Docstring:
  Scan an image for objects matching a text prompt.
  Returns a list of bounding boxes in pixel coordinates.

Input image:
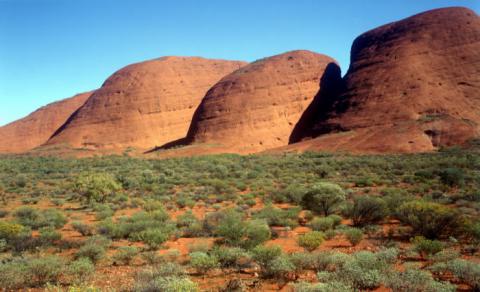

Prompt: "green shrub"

[340,251,384,289]
[466,221,480,242]
[324,229,336,240]
[136,228,170,250]
[14,207,67,229]
[94,205,114,220]
[135,276,198,292]
[301,182,346,216]
[308,217,334,232]
[28,255,65,286]
[113,246,139,265]
[293,281,352,292]
[76,236,110,263]
[382,188,414,216]
[445,259,480,291]
[243,219,271,249]
[252,245,282,270]
[73,172,121,203]
[215,209,245,246]
[68,258,95,284]
[72,221,94,236]
[134,263,197,291]
[344,228,363,246]
[328,214,342,227]
[39,226,62,245]
[0,220,24,240]
[438,168,465,187]
[141,251,163,265]
[176,210,198,228]
[0,258,29,289]
[350,196,388,226]
[289,252,314,271]
[397,201,460,239]
[212,246,250,269]
[267,255,295,279]
[385,268,456,292]
[298,231,324,251]
[411,236,444,256]
[189,252,218,274]
[254,205,300,228]
[275,184,307,204]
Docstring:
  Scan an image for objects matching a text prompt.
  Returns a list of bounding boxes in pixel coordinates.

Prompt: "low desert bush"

[189,252,218,274]
[298,231,325,251]
[134,263,197,292]
[113,246,139,265]
[68,257,95,284]
[252,245,282,271]
[385,268,456,292]
[212,246,251,269]
[308,217,334,232]
[76,236,110,263]
[72,221,95,236]
[411,236,444,256]
[14,207,67,229]
[267,254,295,279]
[344,228,363,246]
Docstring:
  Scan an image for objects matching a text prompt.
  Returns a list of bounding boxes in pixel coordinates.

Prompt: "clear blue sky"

[0,0,478,126]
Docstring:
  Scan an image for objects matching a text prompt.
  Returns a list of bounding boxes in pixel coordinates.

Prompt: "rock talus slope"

[46,57,246,151]
[187,50,342,152]
[292,7,480,153]
[0,92,92,153]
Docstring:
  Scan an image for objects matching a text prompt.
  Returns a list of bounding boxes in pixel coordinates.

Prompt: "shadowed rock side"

[46,57,246,152]
[186,50,342,152]
[292,7,480,153]
[0,92,92,153]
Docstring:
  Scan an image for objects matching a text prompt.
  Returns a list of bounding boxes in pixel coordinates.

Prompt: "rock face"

[0,92,92,153]
[295,7,480,153]
[187,50,342,152]
[47,57,246,151]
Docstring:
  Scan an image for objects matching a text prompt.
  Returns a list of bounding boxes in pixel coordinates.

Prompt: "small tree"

[215,210,245,246]
[301,183,346,216]
[73,172,121,204]
[397,201,460,239]
[243,219,271,249]
[350,196,388,226]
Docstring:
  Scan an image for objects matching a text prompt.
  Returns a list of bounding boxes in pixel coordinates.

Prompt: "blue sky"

[0,0,479,126]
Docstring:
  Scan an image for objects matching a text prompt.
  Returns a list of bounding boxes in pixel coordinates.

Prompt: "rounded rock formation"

[297,7,480,153]
[46,57,246,152]
[0,91,92,153]
[187,50,342,152]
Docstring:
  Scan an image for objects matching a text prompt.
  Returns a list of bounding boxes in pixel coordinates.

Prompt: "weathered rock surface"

[0,92,92,153]
[294,7,480,153]
[187,50,342,152]
[46,57,246,151]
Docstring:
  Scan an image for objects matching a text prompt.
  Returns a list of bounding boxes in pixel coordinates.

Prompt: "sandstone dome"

[0,91,92,153]
[46,57,246,151]
[294,7,480,153]
[187,50,342,152]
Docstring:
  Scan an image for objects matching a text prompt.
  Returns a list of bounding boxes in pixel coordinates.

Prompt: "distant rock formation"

[187,50,342,152]
[0,92,92,153]
[46,57,246,152]
[293,7,480,153]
